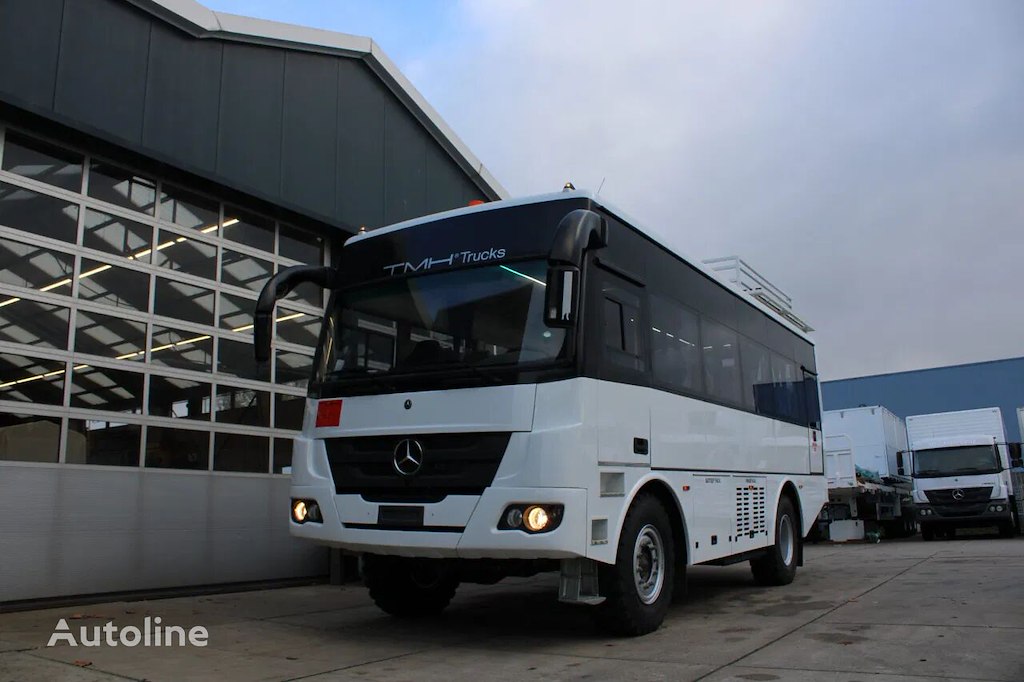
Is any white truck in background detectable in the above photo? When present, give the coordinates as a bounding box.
[904,407,1021,540]
[821,406,915,541]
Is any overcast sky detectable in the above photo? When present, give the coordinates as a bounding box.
[207,0,1024,380]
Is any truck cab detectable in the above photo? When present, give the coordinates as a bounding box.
[905,408,1020,540]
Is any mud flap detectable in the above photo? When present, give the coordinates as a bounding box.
[558,558,605,605]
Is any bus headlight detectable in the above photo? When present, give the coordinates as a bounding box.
[292,499,322,524]
[498,504,563,534]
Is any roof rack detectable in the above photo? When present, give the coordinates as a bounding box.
[702,256,814,332]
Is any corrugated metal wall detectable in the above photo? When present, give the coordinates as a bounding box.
[0,0,492,232]
[0,468,325,602]
[822,357,1024,442]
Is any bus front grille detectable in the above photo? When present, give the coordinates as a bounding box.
[324,432,512,501]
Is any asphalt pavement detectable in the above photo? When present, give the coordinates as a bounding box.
[1,535,1022,681]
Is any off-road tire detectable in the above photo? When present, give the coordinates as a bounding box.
[999,507,1018,538]
[750,497,799,586]
[363,555,459,618]
[595,495,675,637]
[921,524,935,542]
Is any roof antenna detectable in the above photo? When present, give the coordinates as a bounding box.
[562,181,575,192]
[596,177,606,196]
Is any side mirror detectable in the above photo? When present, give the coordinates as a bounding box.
[897,451,910,477]
[1010,442,1023,469]
[544,265,578,327]
[254,265,335,363]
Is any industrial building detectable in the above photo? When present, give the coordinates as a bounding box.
[0,0,504,603]
[822,356,1024,441]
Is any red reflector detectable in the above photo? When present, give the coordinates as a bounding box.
[315,399,343,428]
[468,199,485,206]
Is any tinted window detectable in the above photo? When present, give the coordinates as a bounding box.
[274,392,304,430]
[279,224,324,264]
[153,278,214,325]
[0,236,74,291]
[0,353,65,405]
[88,163,156,215]
[603,298,624,351]
[601,283,643,372]
[69,365,144,412]
[150,326,213,372]
[217,337,260,381]
[213,433,268,472]
[0,299,69,350]
[2,131,83,191]
[0,413,61,463]
[75,309,146,360]
[84,208,152,262]
[66,420,141,467]
[214,385,270,426]
[219,291,255,332]
[0,181,79,243]
[223,206,274,252]
[159,184,218,230]
[77,259,150,312]
[222,248,274,292]
[701,319,741,405]
[649,295,701,393]
[770,352,805,424]
[740,337,771,411]
[148,375,211,421]
[154,230,217,280]
[145,426,209,469]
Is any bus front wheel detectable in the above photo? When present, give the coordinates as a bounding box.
[595,494,675,636]
[363,555,459,618]
[750,497,799,586]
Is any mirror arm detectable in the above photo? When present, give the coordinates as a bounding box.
[549,209,607,266]
[254,265,336,363]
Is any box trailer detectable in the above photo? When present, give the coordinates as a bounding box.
[821,406,915,541]
[905,407,1020,540]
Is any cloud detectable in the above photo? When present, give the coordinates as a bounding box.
[411,0,1024,379]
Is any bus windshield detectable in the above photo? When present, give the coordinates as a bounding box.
[913,445,1001,478]
[312,260,568,394]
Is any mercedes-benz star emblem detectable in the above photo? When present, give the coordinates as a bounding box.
[393,439,424,477]
[951,488,965,501]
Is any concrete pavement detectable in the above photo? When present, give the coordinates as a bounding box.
[1,536,1022,681]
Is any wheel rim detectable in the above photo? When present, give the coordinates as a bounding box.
[633,524,665,605]
[779,514,795,566]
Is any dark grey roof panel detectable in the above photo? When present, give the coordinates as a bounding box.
[55,0,150,143]
[143,20,223,170]
[336,59,385,229]
[0,0,503,233]
[216,42,284,198]
[0,0,63,110]
[281,51,339,219]
[384,97,427,225]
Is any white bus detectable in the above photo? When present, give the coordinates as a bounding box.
[255,191,826,636]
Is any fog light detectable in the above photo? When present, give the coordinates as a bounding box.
[292,499,322,524]
[505,507,523,528]
[524,506,550,532]
[996,505,1004,512]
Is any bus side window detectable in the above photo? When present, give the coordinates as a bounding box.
[649,294,701,393]
[598,274,646,377]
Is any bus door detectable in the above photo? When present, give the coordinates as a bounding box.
[593,267,650,466]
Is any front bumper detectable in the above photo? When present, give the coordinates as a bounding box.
[289,483,589,560]
[916,501,1012,526]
